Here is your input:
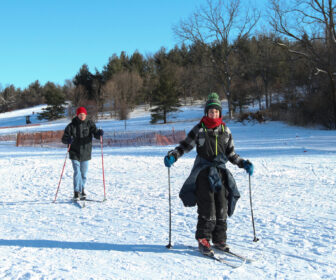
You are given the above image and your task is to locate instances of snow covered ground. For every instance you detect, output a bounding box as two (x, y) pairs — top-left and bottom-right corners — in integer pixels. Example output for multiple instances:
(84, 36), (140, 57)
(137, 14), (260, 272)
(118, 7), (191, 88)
(0, 104), (335, 279)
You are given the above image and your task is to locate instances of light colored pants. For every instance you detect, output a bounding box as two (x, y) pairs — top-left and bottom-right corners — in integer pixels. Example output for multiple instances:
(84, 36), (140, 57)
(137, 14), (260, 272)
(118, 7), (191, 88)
(71, 160), (89, 193)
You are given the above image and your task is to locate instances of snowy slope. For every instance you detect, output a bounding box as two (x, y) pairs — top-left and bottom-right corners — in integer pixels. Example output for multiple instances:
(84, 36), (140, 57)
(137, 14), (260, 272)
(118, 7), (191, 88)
(0, 105), (335, 279)
(0, 104), (204, 135)
(0, 105), (47, 128)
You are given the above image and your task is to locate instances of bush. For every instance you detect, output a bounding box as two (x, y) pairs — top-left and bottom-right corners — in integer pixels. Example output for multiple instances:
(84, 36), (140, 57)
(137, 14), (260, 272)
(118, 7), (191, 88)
(237, 111), (266, 123)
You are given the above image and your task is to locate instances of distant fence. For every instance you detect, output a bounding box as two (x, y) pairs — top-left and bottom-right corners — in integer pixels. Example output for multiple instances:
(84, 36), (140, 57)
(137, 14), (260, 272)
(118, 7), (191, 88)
(104, 129), (186, 147)
(15, 129), (186, 147)
(16, 130), (64, 147)
(0, 134), (17, 141)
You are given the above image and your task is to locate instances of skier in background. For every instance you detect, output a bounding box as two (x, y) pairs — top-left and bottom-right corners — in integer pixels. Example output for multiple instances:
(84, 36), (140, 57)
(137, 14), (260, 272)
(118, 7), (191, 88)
(62, 107), (104, 200)
(164, 93), (254, 256)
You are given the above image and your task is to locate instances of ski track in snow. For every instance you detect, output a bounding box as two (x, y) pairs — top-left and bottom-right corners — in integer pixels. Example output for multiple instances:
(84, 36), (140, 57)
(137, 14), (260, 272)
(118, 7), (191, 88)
(0, 106), (335, 279)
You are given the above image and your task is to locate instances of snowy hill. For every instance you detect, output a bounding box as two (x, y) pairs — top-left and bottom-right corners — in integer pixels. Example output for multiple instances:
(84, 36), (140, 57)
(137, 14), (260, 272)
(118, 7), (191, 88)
(0, 105), (335, 279)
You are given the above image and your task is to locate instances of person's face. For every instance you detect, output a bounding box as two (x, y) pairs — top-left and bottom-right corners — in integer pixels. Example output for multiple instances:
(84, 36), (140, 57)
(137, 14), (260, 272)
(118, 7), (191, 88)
(208, 108), (220, 119)
(78, 113), (87, 121)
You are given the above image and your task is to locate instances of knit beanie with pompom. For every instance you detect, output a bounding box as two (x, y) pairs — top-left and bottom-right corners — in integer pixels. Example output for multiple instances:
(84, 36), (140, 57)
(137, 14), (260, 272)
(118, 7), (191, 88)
(204, 93), (222, 116)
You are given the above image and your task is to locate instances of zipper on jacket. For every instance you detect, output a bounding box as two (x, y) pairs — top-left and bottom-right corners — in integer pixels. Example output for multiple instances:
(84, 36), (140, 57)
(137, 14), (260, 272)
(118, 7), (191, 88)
(216, 124), (225, 156)
(215, 134), (218, 156)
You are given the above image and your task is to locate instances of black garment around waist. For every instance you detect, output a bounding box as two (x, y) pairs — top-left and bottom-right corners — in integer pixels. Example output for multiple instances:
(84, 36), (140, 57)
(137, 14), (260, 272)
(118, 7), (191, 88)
(179, 154), (240, 217)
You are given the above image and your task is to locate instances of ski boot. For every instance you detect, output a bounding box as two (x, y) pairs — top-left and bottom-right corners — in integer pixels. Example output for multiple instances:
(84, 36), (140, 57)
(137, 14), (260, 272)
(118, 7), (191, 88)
(80, 189), (86, 200)
(213, 241), (230, 252)
(73, 191), (80, 201)
(198, 238), (214, 256)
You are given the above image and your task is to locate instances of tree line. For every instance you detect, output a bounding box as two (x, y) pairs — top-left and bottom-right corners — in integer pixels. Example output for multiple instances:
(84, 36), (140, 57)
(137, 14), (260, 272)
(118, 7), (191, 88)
(1, 0), (335, 129)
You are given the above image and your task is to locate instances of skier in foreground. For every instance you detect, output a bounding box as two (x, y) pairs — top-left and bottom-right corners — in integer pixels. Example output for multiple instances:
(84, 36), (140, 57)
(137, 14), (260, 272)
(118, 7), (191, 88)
(62, 107), (104, 200)
(164, 93), (253, 256)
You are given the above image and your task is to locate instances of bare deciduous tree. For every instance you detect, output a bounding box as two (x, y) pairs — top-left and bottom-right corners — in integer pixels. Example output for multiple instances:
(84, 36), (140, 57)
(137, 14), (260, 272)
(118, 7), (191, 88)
(103, 71), (143, 129)
(72, 85), (88, 108)
(270, 0), (336, 127)
(0, 85), (17, 112)
(174, 0), (260, 118)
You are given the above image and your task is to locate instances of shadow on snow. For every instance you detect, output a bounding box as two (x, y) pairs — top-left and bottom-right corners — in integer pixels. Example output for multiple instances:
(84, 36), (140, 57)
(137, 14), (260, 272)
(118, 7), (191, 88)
(0, 239), (204, 258)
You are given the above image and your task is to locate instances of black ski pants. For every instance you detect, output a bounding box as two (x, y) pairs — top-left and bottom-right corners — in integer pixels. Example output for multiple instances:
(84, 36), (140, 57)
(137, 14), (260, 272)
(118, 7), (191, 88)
(195, 168), (228, 243)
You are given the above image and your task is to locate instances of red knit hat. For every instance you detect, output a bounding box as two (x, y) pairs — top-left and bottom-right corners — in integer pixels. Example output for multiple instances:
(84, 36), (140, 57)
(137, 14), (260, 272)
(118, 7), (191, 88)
(76, 107), (87, 116)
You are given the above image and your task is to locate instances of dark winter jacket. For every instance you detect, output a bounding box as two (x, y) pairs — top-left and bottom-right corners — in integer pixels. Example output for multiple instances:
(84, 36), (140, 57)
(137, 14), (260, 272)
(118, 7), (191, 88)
(179, 154), (240, 217)
(171, 121), (244, 216)
(173, 122), (244, 166)
(62, 117), (100, 161)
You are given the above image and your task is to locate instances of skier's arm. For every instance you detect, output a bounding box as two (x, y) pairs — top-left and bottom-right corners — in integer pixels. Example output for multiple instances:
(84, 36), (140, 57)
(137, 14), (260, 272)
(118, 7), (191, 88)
(61, 124), (72, 144)
(225, 127), (244, 167)
(225, 127), (254, 174)
(90, 121), (101, 140)
(169, 124), (200, 160)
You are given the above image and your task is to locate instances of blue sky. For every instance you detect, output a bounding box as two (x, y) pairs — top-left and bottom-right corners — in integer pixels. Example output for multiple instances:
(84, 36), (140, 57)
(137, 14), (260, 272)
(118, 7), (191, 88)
(0, 0), (265, 89)
(0, 0), (205, 89)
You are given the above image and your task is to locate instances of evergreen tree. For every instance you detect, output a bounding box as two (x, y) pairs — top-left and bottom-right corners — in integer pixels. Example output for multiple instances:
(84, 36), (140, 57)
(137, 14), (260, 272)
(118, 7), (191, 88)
(73, 64), (94, 100)
(38, 83), (66, 121)
(150, 50), (181, 123)
(19, 80), (45, 108)
(102, 52), (130, 82)
(129, 51), (147, 77)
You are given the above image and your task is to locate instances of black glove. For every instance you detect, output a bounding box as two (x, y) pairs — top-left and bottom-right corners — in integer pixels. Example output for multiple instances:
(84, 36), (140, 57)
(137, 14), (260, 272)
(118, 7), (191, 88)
(98, 129), (104, 136)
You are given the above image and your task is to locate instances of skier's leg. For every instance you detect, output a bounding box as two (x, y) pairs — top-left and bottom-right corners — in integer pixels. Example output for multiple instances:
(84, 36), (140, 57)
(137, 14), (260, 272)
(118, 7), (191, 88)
(212, 186), (228, 247)
(71, 160), (82, 194)
(80, 160), (89, 193)
(195, 168), (216, 241)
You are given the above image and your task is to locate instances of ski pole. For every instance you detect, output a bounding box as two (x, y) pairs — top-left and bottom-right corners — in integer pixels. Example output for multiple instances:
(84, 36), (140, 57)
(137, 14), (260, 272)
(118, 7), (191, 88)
(100, 134), (106, 201)
(53, 144), (71, 203)
(166, 167), (172, 249)
(249, 175), (259, 242)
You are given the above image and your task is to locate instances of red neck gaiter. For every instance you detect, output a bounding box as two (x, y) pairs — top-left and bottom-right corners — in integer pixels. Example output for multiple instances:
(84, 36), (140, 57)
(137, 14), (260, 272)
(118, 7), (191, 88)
(201, 116), (225, 129)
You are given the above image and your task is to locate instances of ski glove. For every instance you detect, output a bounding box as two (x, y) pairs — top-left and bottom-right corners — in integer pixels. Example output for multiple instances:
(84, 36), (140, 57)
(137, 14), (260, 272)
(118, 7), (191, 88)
(243, 160), (254, 176)
(164, 153), (176, 168)
(97, 129), (104, 136)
